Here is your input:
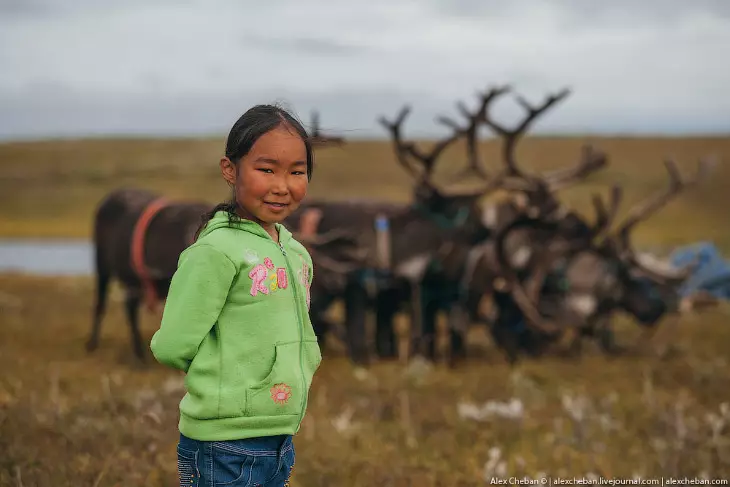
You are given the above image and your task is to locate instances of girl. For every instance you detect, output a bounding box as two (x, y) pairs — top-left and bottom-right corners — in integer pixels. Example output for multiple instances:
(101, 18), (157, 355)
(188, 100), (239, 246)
(150, 104), (321, 487)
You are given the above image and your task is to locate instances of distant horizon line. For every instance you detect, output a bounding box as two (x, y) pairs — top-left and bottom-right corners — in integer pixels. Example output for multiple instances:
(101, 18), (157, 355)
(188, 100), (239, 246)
(2, 130), (729, 144)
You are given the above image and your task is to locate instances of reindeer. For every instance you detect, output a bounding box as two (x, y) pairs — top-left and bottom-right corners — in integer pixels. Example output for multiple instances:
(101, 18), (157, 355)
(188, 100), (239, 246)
(86, 187), (364, 362)
(356, 85), (611, 364)
(486, 157), (713, 362)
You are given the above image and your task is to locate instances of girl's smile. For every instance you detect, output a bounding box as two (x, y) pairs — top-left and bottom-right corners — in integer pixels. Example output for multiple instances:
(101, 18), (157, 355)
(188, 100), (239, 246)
(263, 201), (290, 212)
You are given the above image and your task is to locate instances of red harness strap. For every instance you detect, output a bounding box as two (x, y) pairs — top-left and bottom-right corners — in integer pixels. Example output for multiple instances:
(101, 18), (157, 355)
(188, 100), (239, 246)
(130, 197), (169, 313)
(299, 208), (323, 239)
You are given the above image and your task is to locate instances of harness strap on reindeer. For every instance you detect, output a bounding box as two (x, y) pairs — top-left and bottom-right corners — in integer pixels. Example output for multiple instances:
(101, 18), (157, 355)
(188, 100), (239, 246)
(413, 202), (470, 229)
(352, 213), (394, 297)
(374, 213), (391, 270)
(131, 197), (169, 314)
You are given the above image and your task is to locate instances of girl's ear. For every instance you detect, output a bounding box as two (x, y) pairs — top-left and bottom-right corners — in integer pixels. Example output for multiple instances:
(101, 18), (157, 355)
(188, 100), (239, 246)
(220, 157), (237, 187)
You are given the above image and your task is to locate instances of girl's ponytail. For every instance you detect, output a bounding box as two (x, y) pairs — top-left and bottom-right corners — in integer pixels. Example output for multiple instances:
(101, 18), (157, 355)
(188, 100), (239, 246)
(193, 200), (239, 241)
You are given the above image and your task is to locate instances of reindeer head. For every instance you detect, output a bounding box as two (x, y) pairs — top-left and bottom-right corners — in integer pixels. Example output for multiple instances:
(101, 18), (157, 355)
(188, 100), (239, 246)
(492, 156), (712, 336)
(595, 157), (713, 325)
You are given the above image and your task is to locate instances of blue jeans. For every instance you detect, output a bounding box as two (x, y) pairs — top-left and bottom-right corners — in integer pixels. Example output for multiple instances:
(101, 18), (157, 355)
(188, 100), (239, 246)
(177, 433), (295, 487)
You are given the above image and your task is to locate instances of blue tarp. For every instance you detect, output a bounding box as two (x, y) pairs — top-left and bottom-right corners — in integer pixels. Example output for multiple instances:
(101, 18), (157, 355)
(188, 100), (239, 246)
(670, 242), (730, 300)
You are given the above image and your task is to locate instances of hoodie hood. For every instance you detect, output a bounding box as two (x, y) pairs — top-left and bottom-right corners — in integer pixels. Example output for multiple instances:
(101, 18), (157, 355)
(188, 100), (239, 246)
(198, 210), (293, 245)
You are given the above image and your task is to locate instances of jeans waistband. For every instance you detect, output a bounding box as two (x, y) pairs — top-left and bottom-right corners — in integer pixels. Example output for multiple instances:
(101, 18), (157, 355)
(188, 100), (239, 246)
(180, 433), (292, 455)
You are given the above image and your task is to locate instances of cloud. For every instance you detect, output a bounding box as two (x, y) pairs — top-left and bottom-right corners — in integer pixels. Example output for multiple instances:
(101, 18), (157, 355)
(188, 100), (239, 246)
(1, 0), (729, 139)
(430, 0), (730, 26)
(242, 35), (371, 56)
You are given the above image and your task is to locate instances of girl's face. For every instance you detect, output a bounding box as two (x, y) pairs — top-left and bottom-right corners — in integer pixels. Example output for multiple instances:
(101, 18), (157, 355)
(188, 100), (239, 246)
(221, 124), (309, 234)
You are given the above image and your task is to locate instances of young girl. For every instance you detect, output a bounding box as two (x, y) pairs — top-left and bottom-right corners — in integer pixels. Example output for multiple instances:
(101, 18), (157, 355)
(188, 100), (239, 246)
(150, 104), (320, 487)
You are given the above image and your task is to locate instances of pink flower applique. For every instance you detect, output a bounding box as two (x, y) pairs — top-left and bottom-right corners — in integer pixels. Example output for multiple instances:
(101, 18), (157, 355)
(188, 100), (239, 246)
(270, 383), (292, 405)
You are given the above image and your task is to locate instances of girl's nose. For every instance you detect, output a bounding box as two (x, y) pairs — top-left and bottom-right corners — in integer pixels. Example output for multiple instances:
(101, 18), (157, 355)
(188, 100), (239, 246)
(271, 177), (289, 194)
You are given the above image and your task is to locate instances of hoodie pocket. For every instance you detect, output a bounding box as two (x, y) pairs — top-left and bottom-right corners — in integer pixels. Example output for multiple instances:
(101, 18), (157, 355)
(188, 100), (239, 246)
(245, 342), (302, 417)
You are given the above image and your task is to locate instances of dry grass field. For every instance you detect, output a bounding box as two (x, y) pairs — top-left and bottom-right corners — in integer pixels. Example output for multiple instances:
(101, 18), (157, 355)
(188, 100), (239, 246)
(1, 135), (730, 486)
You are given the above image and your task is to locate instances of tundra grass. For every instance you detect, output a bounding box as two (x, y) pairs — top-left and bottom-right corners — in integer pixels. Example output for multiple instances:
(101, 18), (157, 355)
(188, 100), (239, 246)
(2, 135), (730, 485)
(1, 275), (730, 485)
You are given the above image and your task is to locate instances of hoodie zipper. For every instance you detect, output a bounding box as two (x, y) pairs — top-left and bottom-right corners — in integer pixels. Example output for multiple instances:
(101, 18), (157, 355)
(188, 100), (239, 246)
(277, 238), (307, 428)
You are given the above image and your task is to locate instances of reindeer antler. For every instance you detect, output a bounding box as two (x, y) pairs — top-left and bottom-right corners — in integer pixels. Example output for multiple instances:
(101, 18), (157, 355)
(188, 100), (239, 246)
(379, 105), (463, 190)
(543, 145), (609, 191)
(493, 215), (566, 335)
(590, 183), (623, 241)
(441, 86), (512, 183)
(479, 87), (570, 181)
(615, 158), (711, 241)
(309, 110), (345, 148)
(448, 85), (609, 221)
(610, 157), (714, 282)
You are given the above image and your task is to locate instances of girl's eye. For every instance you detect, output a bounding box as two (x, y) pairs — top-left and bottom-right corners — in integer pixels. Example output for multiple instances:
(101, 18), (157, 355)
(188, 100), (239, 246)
(292, 171), (306, 176)
(257, 168), (274, 174)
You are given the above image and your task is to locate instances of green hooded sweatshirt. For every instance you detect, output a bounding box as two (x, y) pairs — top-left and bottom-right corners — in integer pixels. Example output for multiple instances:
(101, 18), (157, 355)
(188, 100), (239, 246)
(150, 210), (321, 441)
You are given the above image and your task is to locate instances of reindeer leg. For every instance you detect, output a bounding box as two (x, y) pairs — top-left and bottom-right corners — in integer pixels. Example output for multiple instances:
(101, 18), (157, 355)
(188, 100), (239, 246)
(344, 279), (370, 366)
(421, 283), (439, 361)
(86, 266), (111, 353)
(124, 289), (146, 362)
(491, 294), (524, 366)
(409, 280), (425, 360)
(491, 324), (520, 366)
(594, 317), (622, 356)
(375, 288), (398, 359)
(447, 304), (468, 367)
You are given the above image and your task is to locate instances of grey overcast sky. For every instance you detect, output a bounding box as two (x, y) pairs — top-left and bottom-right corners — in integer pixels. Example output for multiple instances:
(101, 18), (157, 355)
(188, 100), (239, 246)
(1, 0), (729, 140)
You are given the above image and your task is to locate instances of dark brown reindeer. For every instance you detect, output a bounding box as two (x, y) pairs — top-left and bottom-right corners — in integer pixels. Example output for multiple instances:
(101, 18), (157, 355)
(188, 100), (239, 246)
(488, 157), (713, 362)
(86, 188), (364, 362)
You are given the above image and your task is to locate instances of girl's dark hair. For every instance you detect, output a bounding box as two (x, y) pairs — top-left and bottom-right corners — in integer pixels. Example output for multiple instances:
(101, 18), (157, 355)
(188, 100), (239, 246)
(194, 103), (314, 239)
